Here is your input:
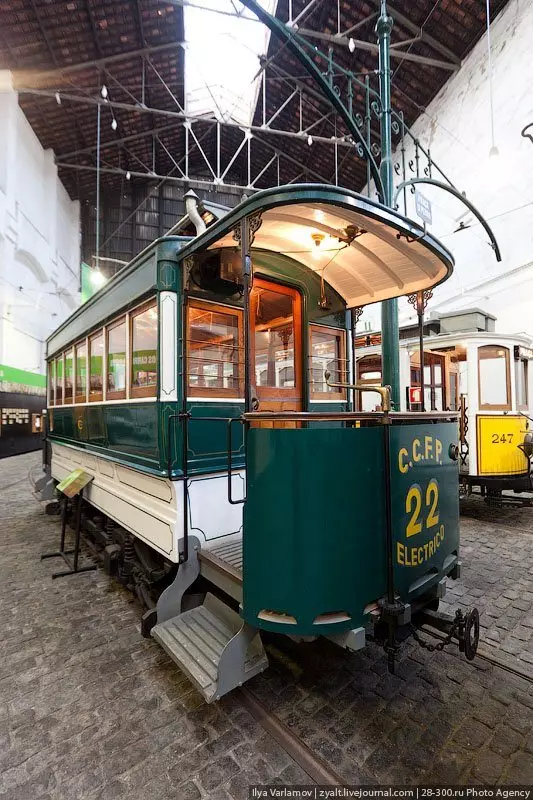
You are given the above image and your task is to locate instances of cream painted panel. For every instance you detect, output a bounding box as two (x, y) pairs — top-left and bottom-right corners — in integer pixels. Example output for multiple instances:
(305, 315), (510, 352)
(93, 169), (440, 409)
(83, 454), (97, 469)
(187, 472), (244, 543)
(85, 482), (174, 557)
(116, 465), (172, 503)
(51, 445), (178, 561)
(98, 460), (115, 478)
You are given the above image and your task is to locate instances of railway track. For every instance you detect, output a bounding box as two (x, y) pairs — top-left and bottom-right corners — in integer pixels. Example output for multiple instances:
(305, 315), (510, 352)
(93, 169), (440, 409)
(420, 624), (533, 684)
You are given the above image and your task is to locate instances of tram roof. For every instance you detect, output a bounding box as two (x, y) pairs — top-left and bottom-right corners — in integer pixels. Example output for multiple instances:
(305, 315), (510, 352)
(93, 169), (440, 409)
(179, 184), (454, 309)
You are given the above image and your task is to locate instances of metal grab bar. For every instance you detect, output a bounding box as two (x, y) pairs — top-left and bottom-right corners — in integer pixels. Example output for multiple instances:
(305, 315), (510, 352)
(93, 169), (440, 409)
(324, 369), (392, 412)
(228, 418), (246, 505)
(241, 410), (458, 422)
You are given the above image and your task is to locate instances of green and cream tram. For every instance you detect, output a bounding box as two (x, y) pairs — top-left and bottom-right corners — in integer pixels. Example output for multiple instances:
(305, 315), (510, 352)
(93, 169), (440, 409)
(42, 184), (477, 701)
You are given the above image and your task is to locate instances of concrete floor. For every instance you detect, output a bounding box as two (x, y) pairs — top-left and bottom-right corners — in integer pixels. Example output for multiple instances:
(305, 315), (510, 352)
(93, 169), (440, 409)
(1, 452), (533, 799)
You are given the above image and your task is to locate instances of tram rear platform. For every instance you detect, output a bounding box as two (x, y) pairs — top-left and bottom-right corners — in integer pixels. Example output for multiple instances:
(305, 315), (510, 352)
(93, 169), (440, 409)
(1, 452), (533, 799)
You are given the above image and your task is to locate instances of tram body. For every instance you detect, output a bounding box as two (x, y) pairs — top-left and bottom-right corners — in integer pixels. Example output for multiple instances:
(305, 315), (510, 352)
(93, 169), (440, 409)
(42, 184), (469, 701)
(356, 322), (533, 503)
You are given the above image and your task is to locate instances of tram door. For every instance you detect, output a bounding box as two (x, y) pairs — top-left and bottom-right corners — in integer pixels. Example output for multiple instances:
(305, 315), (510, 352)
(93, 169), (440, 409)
(250, 279), (302, 427)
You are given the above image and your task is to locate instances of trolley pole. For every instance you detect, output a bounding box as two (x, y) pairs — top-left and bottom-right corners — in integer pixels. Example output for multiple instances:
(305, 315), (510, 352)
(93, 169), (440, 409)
(376, 1), (400, 409)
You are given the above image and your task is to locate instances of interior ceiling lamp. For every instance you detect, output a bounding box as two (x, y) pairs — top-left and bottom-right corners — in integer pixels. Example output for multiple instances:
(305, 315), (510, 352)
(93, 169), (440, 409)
(348, 37), (356, 53)
(307, 134), (313, 146)
(101, 84), (108, 100)
(486, 0), (498, 158)
(311, 232), (325, 258)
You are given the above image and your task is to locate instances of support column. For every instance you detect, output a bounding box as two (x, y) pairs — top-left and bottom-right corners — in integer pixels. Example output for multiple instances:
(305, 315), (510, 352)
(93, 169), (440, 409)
(376, 2), (400, 408)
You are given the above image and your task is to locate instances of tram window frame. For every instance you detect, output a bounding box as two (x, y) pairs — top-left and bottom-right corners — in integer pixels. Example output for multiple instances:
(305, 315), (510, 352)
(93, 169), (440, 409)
(186, 299), (244, 398)
(89, 329), (105, 402)
(309, 324), (347, 400)
(130, 299), (158, 399)
(55, 354), (64, 405)
(516, 358), (529, 410)
(48, 360), (56, 407)
(75, 339), (88, 404)
(64, 349), (74, 404)
(106, 318), (127, 401)
(478, 345), (511, 411)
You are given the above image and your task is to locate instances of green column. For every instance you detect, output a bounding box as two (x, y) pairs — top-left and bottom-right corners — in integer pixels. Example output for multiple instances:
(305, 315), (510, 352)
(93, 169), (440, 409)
(376, 2), (400, 407)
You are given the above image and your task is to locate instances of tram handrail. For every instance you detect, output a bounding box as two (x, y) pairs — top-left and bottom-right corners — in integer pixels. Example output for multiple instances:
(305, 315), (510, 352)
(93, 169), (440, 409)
(324, 370), (392, 412)
(241, 410), (459, 422)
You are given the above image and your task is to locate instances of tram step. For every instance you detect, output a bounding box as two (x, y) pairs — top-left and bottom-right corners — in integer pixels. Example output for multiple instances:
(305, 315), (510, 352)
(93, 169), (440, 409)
(151, 592), (268, 702)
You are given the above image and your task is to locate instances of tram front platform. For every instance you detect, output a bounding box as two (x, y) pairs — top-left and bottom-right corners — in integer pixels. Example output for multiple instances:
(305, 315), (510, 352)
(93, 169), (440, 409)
(1, 451), (533, 798)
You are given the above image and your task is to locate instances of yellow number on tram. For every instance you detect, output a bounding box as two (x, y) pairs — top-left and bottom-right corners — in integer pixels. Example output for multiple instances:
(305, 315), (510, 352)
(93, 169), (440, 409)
(406, 485), (423, 537)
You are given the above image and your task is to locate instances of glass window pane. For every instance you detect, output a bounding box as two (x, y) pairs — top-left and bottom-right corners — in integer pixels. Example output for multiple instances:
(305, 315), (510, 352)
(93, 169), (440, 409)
(310, 327), (344, 395)
(90, 332), (104, 398)
(131, 306), (157, 391)
(254, 289), (294, 389)
(107, 323), (126, 394)
(424, 386), (432, 411)
(55, 357), (63, 405)
(434, 363), (442, 384)
(424, 364), (431, 384)
(64, 350), (73, 402)
(479, 346), (509, 407)
(434, 387), (443, 410)
(188, 305), (241, 392)
(75, 342), (87, 401)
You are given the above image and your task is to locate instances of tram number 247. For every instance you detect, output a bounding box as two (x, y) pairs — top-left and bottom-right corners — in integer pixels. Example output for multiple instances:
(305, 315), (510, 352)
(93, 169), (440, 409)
(397, 480), (445, 568)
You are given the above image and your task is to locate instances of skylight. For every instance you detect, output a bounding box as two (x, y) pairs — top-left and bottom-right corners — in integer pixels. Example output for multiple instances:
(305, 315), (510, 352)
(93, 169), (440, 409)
(184, 0), (276, 126)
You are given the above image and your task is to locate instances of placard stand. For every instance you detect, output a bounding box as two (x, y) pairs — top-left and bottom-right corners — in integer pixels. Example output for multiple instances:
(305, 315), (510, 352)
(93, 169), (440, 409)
(41, 470), (97, 579)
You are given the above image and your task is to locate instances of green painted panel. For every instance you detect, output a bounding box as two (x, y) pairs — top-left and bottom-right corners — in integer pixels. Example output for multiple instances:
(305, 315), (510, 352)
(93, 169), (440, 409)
(186, 402), (245, 475)
(242, 426), (387, 636)
(50, 402), (161, 473)
(389, 421), (460, 600)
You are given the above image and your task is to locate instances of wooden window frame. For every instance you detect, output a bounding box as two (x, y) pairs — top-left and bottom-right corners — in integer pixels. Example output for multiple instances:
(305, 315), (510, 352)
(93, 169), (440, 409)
(186, 299), (244, 398)
(64, 349), (74, 404)
(74, 338), (88, 404)
(251, 279), (302, 402)
(89, 329), (105, 402)
(478, 344), (511, 411)
(55, 353), (64, 406)
(130, 300), (158, 399)
(309, 323), (347, 400)
(106, 317), (127, 401)
(48, 360), (55, 407)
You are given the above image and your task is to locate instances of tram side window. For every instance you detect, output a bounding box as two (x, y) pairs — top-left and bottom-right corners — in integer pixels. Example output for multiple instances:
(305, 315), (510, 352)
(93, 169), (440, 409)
(55, 355), (64, 405)
(309, 325), (346, 398)
(516, 358), (529, 409)
(131, 302), (158, 398)
(75, 341), (87, 403)
(478, 345), (511, 410)
(89, 331), (104, 401)
(187, 302), (243, 396)
(107, 320), (126, 400)
(64, 350), (74, 403)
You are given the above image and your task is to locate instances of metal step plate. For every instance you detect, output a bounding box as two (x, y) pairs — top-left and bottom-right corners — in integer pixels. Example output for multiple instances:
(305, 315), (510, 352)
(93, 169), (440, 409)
(152, 592), (268, 702)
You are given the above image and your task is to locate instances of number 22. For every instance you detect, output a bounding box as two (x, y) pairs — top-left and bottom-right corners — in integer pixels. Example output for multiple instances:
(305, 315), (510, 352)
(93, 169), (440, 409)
(406, 480), (439, 537)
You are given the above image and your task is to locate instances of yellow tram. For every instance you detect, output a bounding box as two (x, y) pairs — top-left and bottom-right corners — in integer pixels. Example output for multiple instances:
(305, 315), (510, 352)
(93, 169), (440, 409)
(355, 308), (533, 505)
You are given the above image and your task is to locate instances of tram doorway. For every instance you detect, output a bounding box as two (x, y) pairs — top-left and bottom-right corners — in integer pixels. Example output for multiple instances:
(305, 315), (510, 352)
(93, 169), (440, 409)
(250, 278), (302, 426)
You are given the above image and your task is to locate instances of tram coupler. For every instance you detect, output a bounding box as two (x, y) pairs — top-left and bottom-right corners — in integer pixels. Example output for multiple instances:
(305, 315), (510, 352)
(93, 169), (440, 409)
(412, 606), (480, 661)
(378, 598), (411, 674)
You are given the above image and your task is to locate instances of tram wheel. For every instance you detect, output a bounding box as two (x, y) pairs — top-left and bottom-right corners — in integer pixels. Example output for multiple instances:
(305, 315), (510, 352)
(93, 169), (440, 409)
(464, 608), (480, 661)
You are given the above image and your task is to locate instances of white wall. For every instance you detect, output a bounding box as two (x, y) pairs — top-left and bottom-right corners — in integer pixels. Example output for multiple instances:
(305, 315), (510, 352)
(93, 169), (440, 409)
(362, 0), (533, 338)
(0, 71), (80, 376)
